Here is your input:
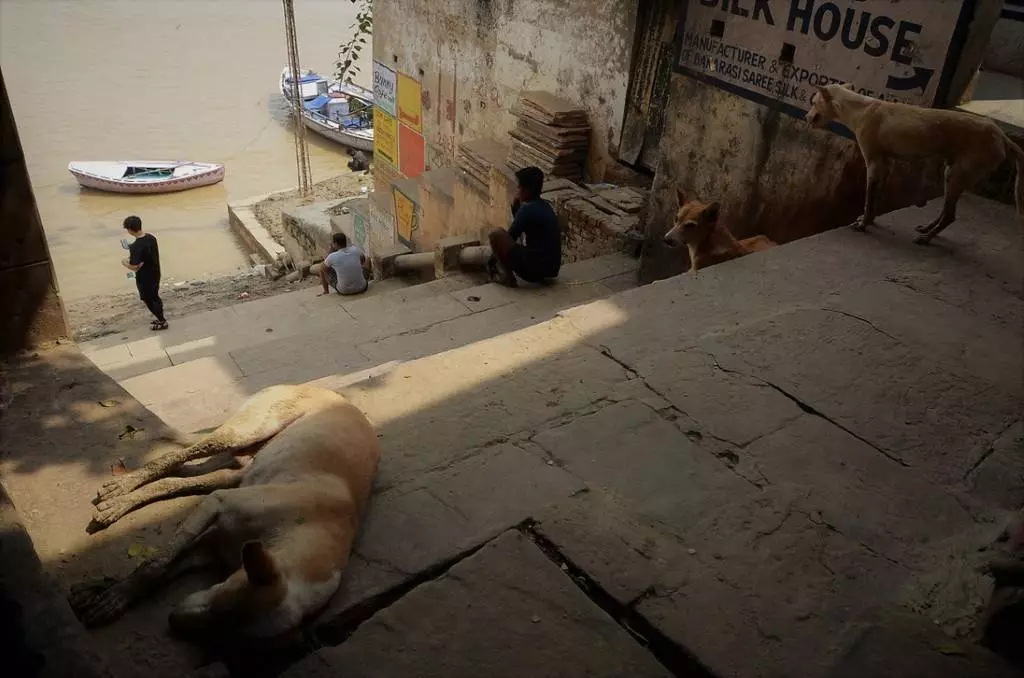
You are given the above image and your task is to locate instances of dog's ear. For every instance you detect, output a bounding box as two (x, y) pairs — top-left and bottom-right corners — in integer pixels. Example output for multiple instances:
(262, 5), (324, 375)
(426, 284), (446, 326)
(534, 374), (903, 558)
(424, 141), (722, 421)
(675, 188), (686, 206)
(816, 85), (832, 102)
(702, 202), (721, 223)
(241, 541), (280, 587)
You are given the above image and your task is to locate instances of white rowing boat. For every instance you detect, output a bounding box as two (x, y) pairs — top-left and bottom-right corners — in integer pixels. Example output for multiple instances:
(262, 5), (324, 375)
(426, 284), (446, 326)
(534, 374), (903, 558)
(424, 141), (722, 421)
(279, 67), (374, 152)
(68, 161), (225, 194)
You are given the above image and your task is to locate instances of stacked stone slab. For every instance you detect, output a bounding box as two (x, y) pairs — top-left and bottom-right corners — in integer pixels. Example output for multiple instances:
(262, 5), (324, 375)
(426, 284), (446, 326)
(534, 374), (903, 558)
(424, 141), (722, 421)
(507, 91), (590, 182)
(457, 139), (510, 193)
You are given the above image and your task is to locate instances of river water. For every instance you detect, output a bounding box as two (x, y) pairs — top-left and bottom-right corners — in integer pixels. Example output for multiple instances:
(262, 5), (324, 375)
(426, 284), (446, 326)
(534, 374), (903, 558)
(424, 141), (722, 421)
(1, 0), (371, 302)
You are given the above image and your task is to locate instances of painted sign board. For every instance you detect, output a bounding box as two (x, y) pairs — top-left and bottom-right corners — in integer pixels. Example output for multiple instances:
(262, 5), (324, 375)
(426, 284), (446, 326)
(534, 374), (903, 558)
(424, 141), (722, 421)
(393, 188), (417, 246)
(373, 61), (397, 116)
(397, 73), (423, 132)
(674, 0), (970, 120)
(353, 209), (367, 253)
(399, 123), (425, 179)
(373, 107), (399, 167)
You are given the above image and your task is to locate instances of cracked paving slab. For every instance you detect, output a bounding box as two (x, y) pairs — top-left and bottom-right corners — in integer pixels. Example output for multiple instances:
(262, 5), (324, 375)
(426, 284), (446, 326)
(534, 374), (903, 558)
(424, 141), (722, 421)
(823, 280), (1024, 396)
(538, 483), (926, 678)
(701, 308), (1023, 485)
(283, 531), (673, 678)
(737, 415), (979, 568)
(965, 420), (1024, 511)
(532, 399), (755, 524)
(339, 317), (631, 489)
(634, 347), (805, 447)
(635, 486), (911, 678)
(315, 443), (583, 639)
(533, 488), (697, 607)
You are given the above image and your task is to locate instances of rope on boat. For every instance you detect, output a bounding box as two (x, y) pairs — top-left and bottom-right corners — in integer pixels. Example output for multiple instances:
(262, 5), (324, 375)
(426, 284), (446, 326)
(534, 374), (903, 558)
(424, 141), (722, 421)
(283, 0), (313, 197)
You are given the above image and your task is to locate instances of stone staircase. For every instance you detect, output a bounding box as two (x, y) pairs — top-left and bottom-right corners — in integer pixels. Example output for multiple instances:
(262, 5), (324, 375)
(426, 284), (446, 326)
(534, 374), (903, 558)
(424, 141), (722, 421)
(23, 195), (1022, 678)
(79, 253), (639, 433)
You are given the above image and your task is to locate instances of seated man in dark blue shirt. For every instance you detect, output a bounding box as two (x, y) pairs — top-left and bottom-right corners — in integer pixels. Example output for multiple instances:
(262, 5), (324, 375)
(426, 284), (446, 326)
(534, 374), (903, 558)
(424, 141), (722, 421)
(487, 166), (561, 287)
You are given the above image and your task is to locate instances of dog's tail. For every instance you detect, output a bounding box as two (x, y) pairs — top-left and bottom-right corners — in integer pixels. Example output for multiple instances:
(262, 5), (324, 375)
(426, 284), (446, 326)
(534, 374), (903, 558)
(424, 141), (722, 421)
(1004, 134), (1024, 219)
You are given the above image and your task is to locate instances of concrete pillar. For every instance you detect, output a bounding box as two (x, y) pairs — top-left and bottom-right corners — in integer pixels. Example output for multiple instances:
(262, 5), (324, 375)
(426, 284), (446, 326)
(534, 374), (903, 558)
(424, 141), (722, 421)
(0, 67), (68, 354)
(371, 244), (413, 280)
(434, 235), (480, 278)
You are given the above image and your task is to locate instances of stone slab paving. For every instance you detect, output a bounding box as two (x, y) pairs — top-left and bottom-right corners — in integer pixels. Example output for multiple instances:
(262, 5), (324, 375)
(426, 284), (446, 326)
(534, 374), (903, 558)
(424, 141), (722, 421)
(702, 308), (1022, 486)
(3, 197), (1022, 677)
(282, 532), (673, 678)
(0, 347), (212, 678)
(81, 255), (639, 435)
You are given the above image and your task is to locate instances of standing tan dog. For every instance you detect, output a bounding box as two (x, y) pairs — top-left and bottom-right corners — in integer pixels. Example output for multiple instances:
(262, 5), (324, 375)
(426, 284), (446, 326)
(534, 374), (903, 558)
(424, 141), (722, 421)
(69, 385), (379, 640)
(663, 189), (775, 274)
(806, 83), (1024, 245)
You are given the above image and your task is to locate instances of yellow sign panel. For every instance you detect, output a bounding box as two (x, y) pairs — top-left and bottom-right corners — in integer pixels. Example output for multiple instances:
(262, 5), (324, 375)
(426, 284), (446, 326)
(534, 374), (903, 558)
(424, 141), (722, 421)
(373, 106), (398, 166)
(394, 188), (417, 244)
(397, 73), (422, 132)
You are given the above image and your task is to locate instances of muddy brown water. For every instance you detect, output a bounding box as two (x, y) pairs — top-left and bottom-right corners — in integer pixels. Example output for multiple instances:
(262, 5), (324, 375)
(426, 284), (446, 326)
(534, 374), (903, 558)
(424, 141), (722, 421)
(1, 0), (371, 303)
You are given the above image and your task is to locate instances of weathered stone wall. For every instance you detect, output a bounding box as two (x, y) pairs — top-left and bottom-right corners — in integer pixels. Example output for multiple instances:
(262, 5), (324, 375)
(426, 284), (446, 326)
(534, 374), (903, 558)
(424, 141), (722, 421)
(373, 0), (638, 181)
(414, 169), (457, 253)
(540, 179), (645, 264)
(0, 67), (68, 353)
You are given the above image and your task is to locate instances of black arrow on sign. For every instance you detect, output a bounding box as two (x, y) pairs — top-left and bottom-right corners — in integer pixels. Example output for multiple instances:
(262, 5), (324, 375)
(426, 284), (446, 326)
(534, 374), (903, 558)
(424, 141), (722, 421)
(886, 67), (935, 92)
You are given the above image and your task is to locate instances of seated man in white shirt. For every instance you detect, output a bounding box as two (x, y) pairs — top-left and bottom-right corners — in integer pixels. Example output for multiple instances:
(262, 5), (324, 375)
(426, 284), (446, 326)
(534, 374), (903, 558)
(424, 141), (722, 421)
(318, 232), (369, 297)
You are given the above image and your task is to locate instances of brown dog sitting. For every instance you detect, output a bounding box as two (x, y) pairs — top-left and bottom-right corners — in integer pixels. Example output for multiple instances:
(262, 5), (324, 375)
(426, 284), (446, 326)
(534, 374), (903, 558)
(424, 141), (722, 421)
(663, 189), (775, 275)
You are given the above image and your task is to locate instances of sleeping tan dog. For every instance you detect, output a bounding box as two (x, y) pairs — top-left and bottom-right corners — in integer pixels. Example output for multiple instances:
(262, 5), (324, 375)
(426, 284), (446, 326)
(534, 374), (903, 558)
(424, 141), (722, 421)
(69, 385), (379, 640)
(807, 83), (1024, 245)
(663, 189), (775, 274)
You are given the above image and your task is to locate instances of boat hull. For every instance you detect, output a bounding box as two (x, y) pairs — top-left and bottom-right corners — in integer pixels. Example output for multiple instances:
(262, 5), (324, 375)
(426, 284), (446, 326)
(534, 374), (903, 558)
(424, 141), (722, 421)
(280, 67), (375, 153)
(68, 163), (225, 194)
(299, 115), (374, 152)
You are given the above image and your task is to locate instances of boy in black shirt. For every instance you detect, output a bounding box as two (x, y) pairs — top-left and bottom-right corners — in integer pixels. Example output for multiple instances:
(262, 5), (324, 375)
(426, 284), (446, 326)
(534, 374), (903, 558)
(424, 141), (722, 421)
(488, 166), (561, 287)
(121, 215), (168, 330)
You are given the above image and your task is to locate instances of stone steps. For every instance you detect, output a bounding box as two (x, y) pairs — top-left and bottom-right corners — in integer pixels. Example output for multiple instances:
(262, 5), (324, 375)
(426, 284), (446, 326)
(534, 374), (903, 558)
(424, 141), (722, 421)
(84, 254), (639, 433)
(79, 274), (477, 381)
(279, 194), (1022, 678)
(9, 196), (1021, 678)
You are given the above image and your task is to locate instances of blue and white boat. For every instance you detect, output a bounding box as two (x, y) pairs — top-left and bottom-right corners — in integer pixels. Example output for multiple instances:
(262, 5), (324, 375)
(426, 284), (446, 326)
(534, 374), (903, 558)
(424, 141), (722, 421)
(279, 67), (374, 152)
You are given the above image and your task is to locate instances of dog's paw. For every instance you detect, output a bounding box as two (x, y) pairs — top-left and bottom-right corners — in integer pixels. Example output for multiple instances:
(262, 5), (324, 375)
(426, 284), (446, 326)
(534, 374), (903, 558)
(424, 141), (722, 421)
(68, 578), (128, 627)
(94, 475), (141, 504)
(849, 217), (870, 232)
(912, 234), (932, 246)
(87, 500), (131, 533)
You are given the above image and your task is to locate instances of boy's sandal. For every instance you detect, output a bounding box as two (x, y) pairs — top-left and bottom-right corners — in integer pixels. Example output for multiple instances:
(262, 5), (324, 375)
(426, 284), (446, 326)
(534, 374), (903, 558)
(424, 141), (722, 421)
(150, 321), (169, 331)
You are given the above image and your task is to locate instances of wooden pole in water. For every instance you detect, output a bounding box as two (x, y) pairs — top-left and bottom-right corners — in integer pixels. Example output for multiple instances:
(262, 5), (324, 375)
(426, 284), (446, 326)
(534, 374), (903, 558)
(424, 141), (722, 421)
(282, 0), (312, 197)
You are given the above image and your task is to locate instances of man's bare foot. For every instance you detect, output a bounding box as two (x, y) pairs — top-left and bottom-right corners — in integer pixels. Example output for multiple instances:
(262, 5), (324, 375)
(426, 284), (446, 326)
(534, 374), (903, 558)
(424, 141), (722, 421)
(487, 257), (518, 287)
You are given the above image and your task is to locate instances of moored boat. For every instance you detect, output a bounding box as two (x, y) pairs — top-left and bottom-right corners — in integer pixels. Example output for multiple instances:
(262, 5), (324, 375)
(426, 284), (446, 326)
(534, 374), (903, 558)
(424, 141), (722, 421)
(279, 67), (374, 152)
(68, 161), (225, 194)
